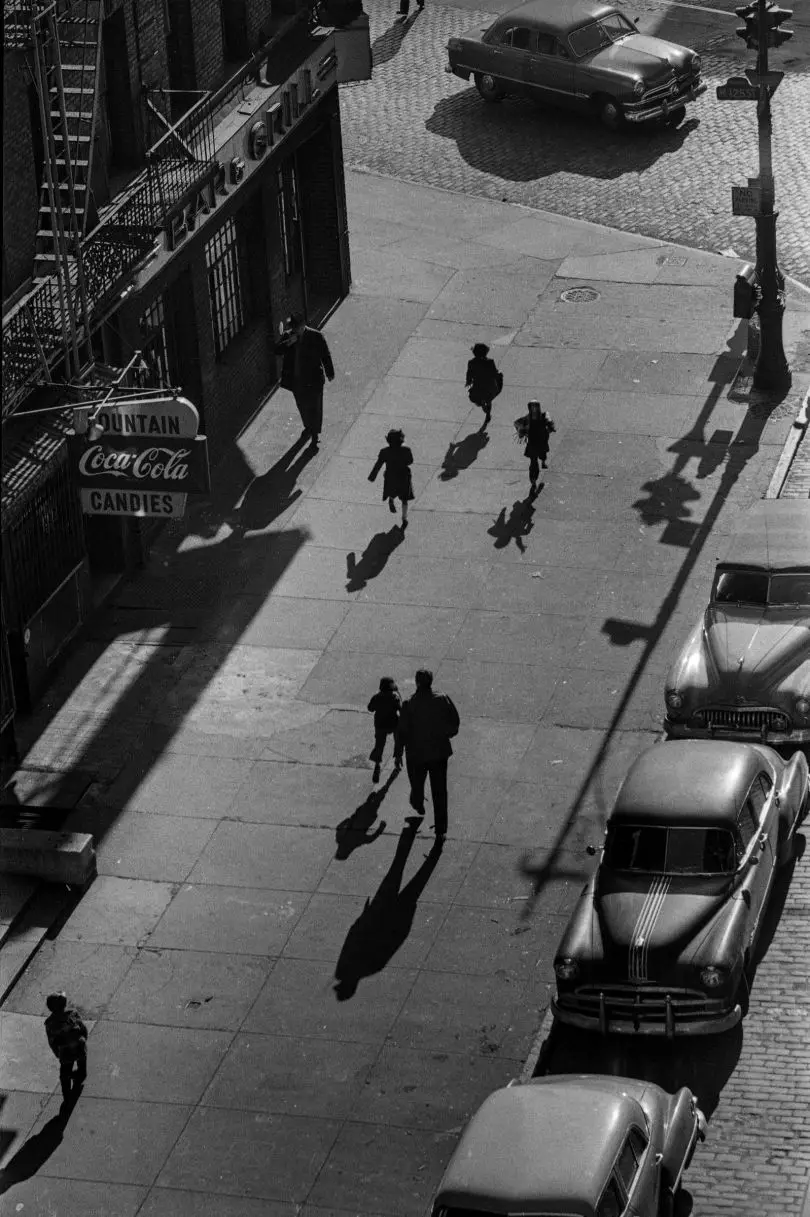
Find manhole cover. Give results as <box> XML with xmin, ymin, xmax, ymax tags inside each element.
<box><xmin>560</xmin><ymin>286</ymin><xmax>600</xmax><ymax>303</ymax></box>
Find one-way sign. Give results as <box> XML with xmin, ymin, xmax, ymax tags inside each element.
<box><xmin>717</xmin><ymin>76</ymin><xmax>759</xmax><ymax>100</ymax></box>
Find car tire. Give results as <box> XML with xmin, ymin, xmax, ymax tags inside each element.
<box><xmin>597</xmin><ymin>95</ymin><xmax>624</xmax><ymax>130</ymax></box>
<box><xmin>475</xmin><ymin>72</ymin><xmax>505</xmax><ymax>102</ymax></box>
<box><xmin>665</xmin><ymin>104</ymin><xmax>687</xmax><ymax>128</ymax></box>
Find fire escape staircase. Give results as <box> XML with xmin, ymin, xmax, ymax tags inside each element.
<box><xmin>33</xmin><ymin>0</ymin><xmax>102</xmax><ymax>281</ymax></box>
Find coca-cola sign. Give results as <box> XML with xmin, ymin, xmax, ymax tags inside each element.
<box><xmin>74</xmin><ymin>435</ymin><xmax>210</xmax><ymax>495</ymax></box>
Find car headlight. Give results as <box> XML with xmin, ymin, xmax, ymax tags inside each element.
<box><xmin>665</xmin><ymin>690</ymin><xmax>683</xmax><ymax>711</ymax></box>
<box><xmin>795</xmin><ymin>696</ymin><xmax>810</xmax><ymax>718</ymax></box>
<box><xmin>692</xmin><ymin>54</ymin><xmax>701</xmax><ymax>75</ymax></box>
<box><xmin>554</xmin><ymin>957</ymin><xmax>579</xmax><ymax>981</ymax></box>
<box><xmin>632</xmin><ymin>80</ymin><xmax>645</xmax><ymax>98</ymax></box>
<box><xmin>700</xmin><ymin>965</ymin><xmax>727</xmax><ymax>989</ymax></box>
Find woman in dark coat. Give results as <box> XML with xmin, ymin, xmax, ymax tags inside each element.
<box><xmin>515</xmin><ymin>399</ymin><xmax>555</xmax><ymax>493</ymax></box>
<box><xmin>368</xmin><ymin>429</ymin><xmax>414</xmax><ymax>528</ymax></box>
<box><xmin>465</xmin><ymin>343</ymin><xmax>503</xmax><ymax>428</ymax></box>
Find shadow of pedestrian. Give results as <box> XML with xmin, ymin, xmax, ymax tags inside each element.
<box><xmin>488</xmin><ymin>495</ymin><xmax>538</xmax><ymax>552</ymax></box>
<box><xmin>333</xmin><ymin>821</ymin><xmax>443</xmax><ymax>999</ymax></box>
<box><xmin>231</xmin><ymin>434</ymin><xmax>315</xmax><ymax>534</ymax></box>
<box><xmin>346</xmin><ymin>525</ymin><xmax>405</xmax><ymax>591</ymax></box>
<box><xmin>0</xmin><ymin>1109</ymin><xmax>70</xmax><ymax>1195</ymax></box>
<box><xmin>371</xmin><ymin>12</ymin><xmax>417</xmax><ymax>67</ymax></box>
<box><xmin>439</xmin><ymin>430</ymin><xmax>490</xmax><ymax>480</ymax></box>
<box><xmin>335</xmin><ymin>770</ymin><xmax>399</xmax><ymax>859</ymax></box>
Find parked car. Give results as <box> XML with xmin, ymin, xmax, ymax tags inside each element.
<box><xmin>445</xmin><ymin>0</ymin><xmax>706</xmax><ymax>130</ymax></box>
<box><xmin>665</xmin><ymin>499</ymin><xmax>810</xmax><ymax>744</ymax></box>
<box><xmin>431</xmin><ymin>1074</ymin><xmax>705</xmax><ymax>1217</ymax></box>
<box><xmin>552</xmin><ymin>740</ymin><xmax>808</xmax><ymax>1037</ymax></box>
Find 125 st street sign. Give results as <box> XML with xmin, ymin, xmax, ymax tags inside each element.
<box><xmin>717</xmin><ymin>75</ymin><xmax>759</xmax><ymax>100</ymax></box>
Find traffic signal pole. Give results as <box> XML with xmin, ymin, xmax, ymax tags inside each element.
<box><xmin>751</xmin><ymin>1</ymin><xmax>790</xmax><ymax>390</ymax></box>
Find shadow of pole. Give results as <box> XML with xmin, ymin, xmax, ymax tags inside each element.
<box><xmin>521</xmin><ymin>330</ymin><xmax>783</xmax><ymax>917</ymax></box>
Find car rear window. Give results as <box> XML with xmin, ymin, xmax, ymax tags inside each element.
<box><xmin>607</xmin><ymin>825</ymin><xmax>737</xmax><ymax>874</ymax></box>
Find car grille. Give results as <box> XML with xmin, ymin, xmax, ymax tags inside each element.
<box><xmin>695</xmin><ymin>706</ymin><xmax>790</xmax><ymax>734</ymax></box>
<box><xmin>643</xmin><ymin>70</ymin><xmax>697</xmax><ymax>105</ymax></box>
<box><xmin>560</xmin><ymin>984</ymin><xmax>717</xmax><ymax>1026</ymax></box>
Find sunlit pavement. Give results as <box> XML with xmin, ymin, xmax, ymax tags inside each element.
<box><xmin>1</xmin><ymin>171</ymin><xmax>809</xmax><ymax>1214</ymax></box>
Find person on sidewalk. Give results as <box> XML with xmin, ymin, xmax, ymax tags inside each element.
<box><xmin>277</xmin><ymin>314</ymin><xmax>335</xmax><ymax>449</ymax></box>
<box><xmin>368</xmin><ymin>428</ymin><xmax>414</xmax><ymax>528</ymax></box>
<box><xmin>44</xmin><ymin>993</ymin><xmax>88</xmax><ymax>1105</ymax></box>
<box><xmin>515</xmin><ymin>399</ymin><xmax>555</xmax><ymax>494</ymax></box>
<box><xmin>367</xmin><ymin>676</ymin><xmax>404</xmax><ymax>783</ymax></box>
<box><xmin>397</xmin><ymin>668</ymin><xmax>460</xmax><ymax>840</ymax></box>
<box><xmin>466</xmin><ymin>343</ymin><xmax>503</xmax><ymax>429</ymax></box>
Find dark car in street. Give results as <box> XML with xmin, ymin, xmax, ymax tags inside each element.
<box><xmin>552</xmin><ymin>740</ymin><xmax>808</xmax><ymax>1037</ymax></box>
<box><xmin>431</xmin><ymin>1074</ymin><xmax>705</xmax><ymax>1217</ymax></box>
<box><xmin>665</xmin><ymin>499</ymin><xmax>810</xmax><ymax>745</ymax></box>
<box><xmin>446</xmin><ymin>0</ymin><xmax>706</xmax><ymax>129</ymax></box>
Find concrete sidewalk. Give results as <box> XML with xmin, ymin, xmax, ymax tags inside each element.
<box><xmin>1</xmin><ymin>169</ymin><xmax>809</xmax><ymax>1217</ymax></box>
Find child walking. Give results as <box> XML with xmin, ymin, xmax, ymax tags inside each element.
<box><xmin>367</xmin><ymin>677</ymin><xmax>403</xmax><ymax>783</ymax></box>
<box><xmin>368</xmin><ymin>429</ymin><xmax>414</xmax><ymax>528</ymax></box>
<box><xmin>515</xmin><ymin>399</ymin><xmax>555</xmax><ymax>494</ymax></box>
<box><xmin>465</xmin><ymin>343</ymin><xmax>503</xmax><ymax>428</ymax></box>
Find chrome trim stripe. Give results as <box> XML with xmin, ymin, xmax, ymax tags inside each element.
<box><xmin>629</xmin><ymin>875</ymin><xmax>670</xmax><ymax>982</ymax></box>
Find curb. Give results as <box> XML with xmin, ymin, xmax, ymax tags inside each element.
<box><xmin>766</xmin><ymin>384</ymin><xmax>810</xmax><ymax>499</ymax></box>
<box><xmin>520</xmin><ymin>1002</ymin><xmax>556</xmax><ymax>1083</ymax></box>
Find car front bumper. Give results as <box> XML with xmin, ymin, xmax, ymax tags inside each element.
<box><xmin>624</xmin><ymin>81</ymin><xmax>707</xmax><ymax>122</ymax></box>
<box><xmin>552</xmin><ymin>994</ymin><xmax>742</xmax><ymax>1037</ymax></box>
<box><xmin>665</xmin><ymin>716</ymin><xmax>810</xmax><ymax>745</ymax></box>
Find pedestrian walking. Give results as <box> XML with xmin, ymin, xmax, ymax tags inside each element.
<box><xmin>397</xmin><ymin>668</ymin><xmax>460</xmax><ymax>839</ymax></box>
<box><xmin>515</xmin><ymin>399</ymin><xmax>555</xmax><ymax>493</ymax></box>
<box><xmin>44</xmin><ymin>992</ymin><xmax>88</xmax><ymax>1105</ymax></box>
<box><xmin>277</xmin><ymin>313</ymin><xmax>334</xmax><ymax>448</ymax></box>
<box><xmin>368</xmin><ymin>428</ymin><xmax>414</xmax><ymax>527</ymax></box>
<box><xmin>368</xmin><ymin>676</ymin><xmax>404</xmax><ymax>783</ymax></box>
<box><xmin>466</xmin><ymin>343</ymin><xmax>503</xmax><ymax>428</ymax></box>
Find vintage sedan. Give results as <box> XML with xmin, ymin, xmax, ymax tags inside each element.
<box><xmin>431</xmin><ymin>1075</ymin><xmax>705</xmax><ymax>1217</ymax></box>
<box><xmin>446</xmin><ymin>0</ymin><xmax>706</xmax><ymax>129</ymax></box>
<box><xmin>665</xmin><ymin>499</ymin><xmax>810</xmax><ymax>745</ymax></box>
<box><xmin>552</xmin><ymin>740</ymin><xmax>808</xmax><ymax>1037</ymax></box>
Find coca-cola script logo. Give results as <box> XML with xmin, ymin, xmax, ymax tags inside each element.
<box><xmin>78</xmin><ymin>444</ymin><xmax>191</xmax><ymax>482</ymax></box>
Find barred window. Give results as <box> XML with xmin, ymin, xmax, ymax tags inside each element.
<box><xmin>205</xmin><ymin>217</ymin><xmax>245</xmax><ymax>357</ymax></box>
<box><xmin>138</xmin><ymin>295</ymin><xmax>171</xmax><ymax>386</ymax></box>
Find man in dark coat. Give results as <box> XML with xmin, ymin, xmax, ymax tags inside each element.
<box><xmin>44</xmin><ymin>992</ymin><xmax>88</xmax><ymax>1104</ymax></box>
<box><xmin>397</xmin><ymin>668</ymin><xmax>460</xmax><ymax>839</ymax></box>
<box><xmin>278</xmin><ymin>314</ymin><xmax>335</xmax><ymax>448</ymax></box>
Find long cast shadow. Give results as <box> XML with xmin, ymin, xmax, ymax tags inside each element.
<box><xmin>334</xmin><ymin>769</ymin><xmax>399</xmax><ymax>859</ymax></box>
<box><xmin>0</xmin><ymin>1108</ymin><xmax>72</xmax><ymax>1195</ymax></box>
<box><xmin>346</xmin><ymin>525</ymin><xmax>405</xmax><ymax>591</ymax></box>
<box><xmin>334</xmin><ymin>821</ymin><xmax>442</xmax><ymax>999</ymax></box>
<box><xmin>488</xmin><ymin>494</ymin><xmax>537</xmax><ymax>553</ymax></box>
<box><xmin>439</xmin><ymin>430</ymin><xmax>490</xmax><ymax>480</ymax></box>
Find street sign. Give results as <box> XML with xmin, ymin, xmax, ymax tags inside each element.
<box><xmin>744</xmin><ymin>68</ymin><xmax>785</xmax><ymax>87</ymax></box>
<box><xmin>717</xmin><ymin>76</ymin><xmax>759</xmax><ymax>100</ymax></box>
<box><xmin>80</xmin><ymin>488</ymin><xmax>188</xmax><ymax>518</ymax></box>
<box><xmin>731</xmin><ymin>185</ymin><xmax>762</xmax><ymax>216</ymax></box>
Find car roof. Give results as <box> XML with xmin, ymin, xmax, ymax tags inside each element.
<box><xmin>718</xmin><ymin>499</ymin><xmax>810</xmax><ymax>573</ymax></box>
<box><xmin>434</xmin><ymin>1078</ymin><xmax>642</xmax><ymax>1215</ymax></box>
<box><xmin>489</xmin><ymin>0</ymin><xmax>619</xmax><ymax>36</ymax></box>
<box><xmin>610</xmin><ymin>741</ymin><xmax>763</xmax><ymax>827</ymax></box>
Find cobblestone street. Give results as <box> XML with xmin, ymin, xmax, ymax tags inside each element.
<box><xmin>341</xmin><ymin>0</ymin><xmax>810</xmax><ymax>284</ymax></box>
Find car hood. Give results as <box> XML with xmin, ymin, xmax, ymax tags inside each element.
<box><xmin>597</xmin><ymin>873</ymin><xmax>728</xmax><ymax>977</ymax></box>
<box><xmin>703</xmin><ymin>608</ymin><xmax>810</xmax><ymax>697</ymax></box>
<box><xmin>591</xmin><ymin>34</ymin><xmax>692</xmax><ymax>78</ymax></box>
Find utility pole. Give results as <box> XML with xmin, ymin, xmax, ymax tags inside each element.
<box><xmin>732</xmin><ymin>1</ymin><xmax>793</xmax><ymax>390</ymax></box>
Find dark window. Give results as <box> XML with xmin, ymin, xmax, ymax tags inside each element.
<box><xmin>601</xmin><ymin>11</ymin><xmax>636</xmax><ymax>38</ymax></box>
<box><xmin>205</xmin><ymin>217</ymin><xmax>245</xmax><ymax>358</ymax></box>
<box><xmin>597</xmin><ymin>1176</ymin><xmax>625</xmax><ymax>1217</ymax></box>
<box><xmin>737</xmin><ymin>800</ymin><xmax>759</xmax><ymax>852</ymax></box>
<box><xmin>746</xmin><ymin>773</ymin><xmax>773</xmax><ymax>822</ymax></box>
<box><xmin>511</xmin><ymin>26</ymin><xmax>533</xmax><ymax>49</ymax></box>
<box><xmin>713</xmin><ymin>569</ymin><xmax>769</xmax><ymax>605</ymax></box>
<box><xmin>608</xmin><ymin>825</ymin><xmax>737</xmax><ymax>874</ymax></box>
<box><xmin>629</xmin><ymin>1126</ymin><xmax>648</xmax><ymax>1163</ymax></box>
<box><xmin>569</xmin><ymin>20</ymin><xmax>612</xmax><ymax>56</ymax></box>
<box><xmin>555</xmin><ymin>39</ymin><xmax>571</xmax><ymax>57</ymax></box>
<box><xmin>769</xmin><ymin>573</ymin><xmax>810</xmax><ymax>606</ymax></box>
<box><xmin>536</xmin><ymin>33</ymin><xmax>555</xmax><ymax>54</ymax></box>
<box><xmin>221</xmin><ymin>0</ymin><xmax>248</xmax><ymax>61</ymax></box>
<box><xmin>138</xmin><ymin>296</ymin><xmax>172</xmax><ymax>387</ymax></box>
<box><xmin>616</xmin><ymin>1138</ymin><xmax>638</xmax><ymax>1190</ymax></box>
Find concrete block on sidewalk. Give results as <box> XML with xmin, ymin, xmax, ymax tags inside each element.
<box><xmin>0</xmin><ymin>827</ymin><xmax>96</xmax><ymax>886</ymax></box>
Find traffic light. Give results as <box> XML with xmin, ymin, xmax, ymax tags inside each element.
<box><xmin>764</xmin><ymin>5</ymin><xmax>793</xmax><ymax>49</ymax></box>
<box><xmin>735</xmin><ymin>2</ymin><xmax>758</xmax><ymax>48</ymax></box>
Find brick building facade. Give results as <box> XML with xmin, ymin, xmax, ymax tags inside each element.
<box><xmin>1</xmin><ymin>0</ymin><xmax>362</xmax><ymax>746</ymax></box>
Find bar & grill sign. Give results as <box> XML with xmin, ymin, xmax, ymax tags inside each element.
<box><xmin>74</xmin><ymin>396</ymin><xmax>210</xmax><ymax>518</ymax></box>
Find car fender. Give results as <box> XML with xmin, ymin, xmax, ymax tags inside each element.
<box><xmin>555</xmin><ymin>872</ymin><xmax>600</xmax><ymax>965</ymax></box>
<box><xmin>666</xmin><ymin>616</ymin><xmax>709</xmax><ymax>695</ymax></box>
<box><xmin>686</xmin><ymin>889</ymin><xmax>748</xmax><ymax>973</ymax></box>
<box><xmin>661</xmin><ymin>1088</ymin><xmax>703</xmax><ymax>1192</ymax></box>
<box><xmin>776</xmin><ymin>750</ymin><xmax>809</xmax><ymax>834</ymax></box>
<box><xmin>582</xmin><ymin>66</ymin><xmax>635</xmax><ymax>100</ymax></box>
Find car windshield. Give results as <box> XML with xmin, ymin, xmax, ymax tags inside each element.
<box><xmin>568</xmin><ymin>12</ymin><xmax>635</xmax><ymax>56</ymax></box>
<box><xmin>607</xmin><ymin>825</ymin><xmax>737</xmax><ymax>874</ymax></box>
<box><xmin>713</xmin><ymin>570</ymin><xmax>769</xmax><ymax>606</ymax></box>
<box><xmin>768</xmin><ymin>573</ymin><xmax>810</xmax><ymax>606</ymax></box>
